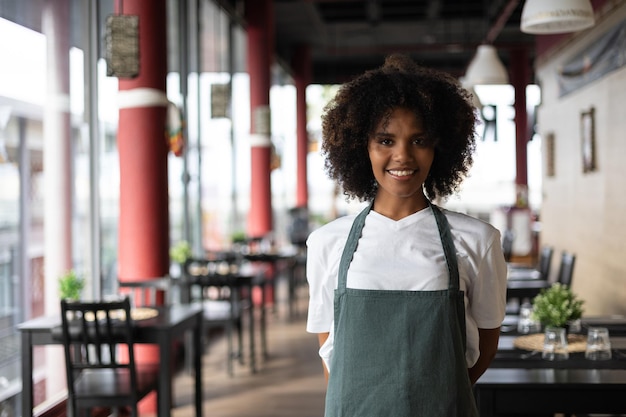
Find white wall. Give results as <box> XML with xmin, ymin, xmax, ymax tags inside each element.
<box><xmin>535</xmin><ymin>4</ymin><xmax>626</xmax><ymax>315</ymax></box>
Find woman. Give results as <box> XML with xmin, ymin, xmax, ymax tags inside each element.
<box><xmin>306</xmin><ymin>54</ymin><xmax>507</xmax><ymax>416</ymax></box>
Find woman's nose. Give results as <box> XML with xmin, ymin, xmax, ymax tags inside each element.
<box><xmin>393</xmin><ymin>143</ymin><xmax>414</xmax><ymax>161</ymax></box>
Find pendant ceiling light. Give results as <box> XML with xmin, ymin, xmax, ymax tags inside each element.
<box><xmin>521</xmin><ymin>0</ymin><xmax>595</xmax><ymax>34</ymax></box>
<box><xmin>464</xmin><ymin>45</ymin><xmax>509</xmax><ymax>86</ymax></box>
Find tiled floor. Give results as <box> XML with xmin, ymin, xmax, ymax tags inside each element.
<box><xmin>170</xmin><ymin>291</ymin><xmax>327</xmax><ymax>417</ymax></box>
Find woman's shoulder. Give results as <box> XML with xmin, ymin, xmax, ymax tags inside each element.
<box><xmin>306</xmin><ymin>214</ymin><xmax>358</xmax><ymax>279</ymax></box>
<box><xmin>440</xmin><ymin>207</ymin><xmax>501</xmax><ymax>241</ymax></box>
<box><xmin>307</xmin><ymin>214</ymin><xmax>358</xmax><ymax>247</ymax></box>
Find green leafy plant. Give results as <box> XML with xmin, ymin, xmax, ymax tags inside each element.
<box><xmin>531</xmin><ymin>283</ymin><xmax>585</xmax><ymax>328</ymax></box>
<box><xmin>230</xmin><ymin>231</ymin><xmax>247</xmax><ymax>244</ymax></box>
<box><xmin>170</xmin><ymin>240</ymin><xmax>192</xmax><ymax>264</ymax></box>
<box><xmin>58</xmin><ymin>270</ymin><xmax>85</xmax><ymax>301</ymax></box>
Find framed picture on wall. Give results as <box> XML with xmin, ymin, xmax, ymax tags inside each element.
<box><xmin>581</xmin><ymin>107</ymin><xmax>596</xmax><ymax>173</ymax></box>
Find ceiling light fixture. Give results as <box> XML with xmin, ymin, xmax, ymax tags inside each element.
<box><xmin>464</xmin><ymin>44</ymin><xmax>509</xmax><ymax>86</ymax></box>
<box><xmin>520</xmin><ymin>0</ymin><xmax>595</xmax><ymax>34</ymax></box>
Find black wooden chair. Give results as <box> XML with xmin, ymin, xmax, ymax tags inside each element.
<box><xmin>556</xmin><ymin>251</ymin><xmax>576</xmax><ymax>287</ymax></box>
<box><xmin>60</xmin><ymin>297</ymin><xmax>159</xmax><ymax>417</ymax></box>
<box><xmin>537</xmin><ymin>246</ymin><xmax>554</xmax><ymax>280</ymax></box>
<box><xmin>117</xmin><ymin>276</ymin><xmax>172</xmax><ymax>306</ymax></box>
<box><xmin>504</xmin><ymin>246</ymin><xmax>555</xmax><ymax>321</ymax></box>
<box><xmin>507</xmin><ymin>245</ymin><xmax>553</xmax><ymax>280</ymax></box>
<box><xmin>183</xmin><ymin>258</ymin><xmax>246</xmax><ymax>375</ymax></box>
<box><xmin>502</xmin><ymin>229</ymin><xmax>515</xmax><ymax>262</ymax></box>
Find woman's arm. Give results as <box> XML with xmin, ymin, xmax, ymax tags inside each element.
<box><xmin>318</xmin><ymin>332</ymin><xmax>330</xmax><ymax>383</ymax></box>
<box><xmin>468</xmin><ymin>327</ymin><xmax>500</xmax><ymax>384</ymax></box>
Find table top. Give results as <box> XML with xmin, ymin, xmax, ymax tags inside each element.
<box><xmin>506</xmin><ymin>279</ymin><xmax>551</xmax><ymax>289</ymax></box>
<box><xmin>502</xmin><ymin>315</ymin><xmax>626</xmax><ymax>337</ymax></box>
<box><xmin>507</xmin><ymin>268</ymin><xmax>542</xmax><ymax>280</ymax></box>
<box><xmin>17</xmin><ymin>303</ymin><xmax>203</xmax><ymax>333</ymax></box>
<box><xmin>492</xmin><ymin>333</ymin><xmax>626</xmax><ymax>370</ymax></box>
<box><xmin>477</xmin><ymin>367</ymin><xmax>626</xmax><ymax>386</ymax></box>
<box><xmin>582</xmin><ymin>315</ymin><xmax>626</xmax><ymax>335</ymax></box>
<box><xmin>182</xmin><ymin>262</ymin><xmax>267</xmax><ymax>286</ymax></box>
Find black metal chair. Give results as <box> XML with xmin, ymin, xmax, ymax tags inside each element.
<box><xmin>60</xmin><ymin>297</ymin><xmax>159</xmax><ymax>417</ymax></box>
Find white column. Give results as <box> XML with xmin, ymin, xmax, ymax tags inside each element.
<box><xmin>42</xmin><ymin>0</ymin><xmax>72</xmax><ymax>398</ymax></box>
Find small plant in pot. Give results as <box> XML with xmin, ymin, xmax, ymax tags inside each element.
<box><xmin>230</xmin><ymin>231</ymin><xmax>248</xmax><ymax>253</ymax></box>
<box><xmin>531</xmin><ymin>283</ymin><xmax>585</xmax><ymax>330</ymax></box>
<box><xmin>58</xmin><ymin>269</ymin><xmax>85</xmax><ymax>301</ymax></box>
<box><xmin>170</xmin><ymin>240</ymin><xmax>192</xmax><ymax>264</ymax></box>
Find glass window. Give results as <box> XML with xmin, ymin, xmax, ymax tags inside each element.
<box><xmin>0</xmin><ymin>0</ymin><xmax>250</xmax><ymax>414</ymax></box>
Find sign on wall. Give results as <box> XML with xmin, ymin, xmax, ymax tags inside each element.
<box><xmin>558</xmin><ymin>19</ymin><xmax>626</xmax><ymax>97</ymax></box>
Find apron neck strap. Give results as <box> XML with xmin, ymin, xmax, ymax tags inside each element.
<box><xmin>338</xmin><ymin>203</ymin><xmax>371</xmax><ymax>290</ymax></box>
<box><xmin>429</xmin><ymin>202</ymin><xmax>460</xmax><ymax>291</ymax></box>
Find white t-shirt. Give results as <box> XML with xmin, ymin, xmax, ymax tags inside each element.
<box><xmin>306</xmin><ymin>206</ymin><xmax>507</xmax><ymax>371</ymax></box>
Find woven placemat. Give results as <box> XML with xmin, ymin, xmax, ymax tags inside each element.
<box><xmin>514</xmin><ymin>333</ymin><xmax>587</xmax><ymax>353</ymax></box>
<box><xmin>84</xmin><ymin>307</ymin><xmax>159</xmax><ymax>322</ymax></box>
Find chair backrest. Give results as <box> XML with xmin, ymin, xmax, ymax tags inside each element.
<box><xmin>502</xmin><ymin>230</ymin><xmax>515</xmax><ymax>262</ymax></box>
<box><xmin>60</xmin><ymin>297</ymin><xmax>138</xmax><ymax>412</ymax></box>
<box><xmin>183</xmin><ymin>257</ymin><xmax>244</xmax><ymax>376</ymax></box>
<box><xmin>184</xmin><ymin>258</ymin><xmax>240</xmax><ymax>299</ymax></box>
<box><xmin>537</xmin><ymin>246</ymin><xmax>554</xmax><ymax>279</ymax></box>
<box><xmin>557</xmin><ymin>252</ymin><xmax>576</xmax><ymax>287</ymax></box>
<box><xmin>118</xmin><ymin>276</ymin><xmax>171</xmax><ymax>306</ymax></box>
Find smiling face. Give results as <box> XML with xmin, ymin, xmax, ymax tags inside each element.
<box><xmin>367</xmin><ymin>107</ymin><xmax>434</xmax><ymax>217</ymax></box>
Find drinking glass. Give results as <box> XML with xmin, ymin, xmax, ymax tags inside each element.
<box><xmin>542</xmin><ymin>327</ymin><xmax>569</xmax><ymax>360</ymax></box>
<box><xmin>585</xmin><ymin>327</ymin><xmax>612</xmax><ymax>360</ymax></box>
<box><xmin>567</xmin><ymin>318</ymin><xmax>582</xmax><ymax>333</ymax></box>
<box><xmin>517</xmin><ymin>304</ymin><xmax>541</xmax><ymax>334</ymax></box>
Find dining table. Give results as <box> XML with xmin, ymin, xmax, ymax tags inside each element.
<box><xmin>17</xmin><ymin>303</ymin><xmax>204</xmax><ymax>417</ymax></box>
<box><xmin>475</xmin><ymin>316</ymin><xmax>626</xmax><ymax>416</ymax></box>
<box><xmin>506</xmin><ymin>279</ymin><xmax>551</xmax><ymax>300</ymax></box>
<box><xmin>506</xmin><ymin>267</ymin><xmax>542</xmax><ymax>281</ymax></box>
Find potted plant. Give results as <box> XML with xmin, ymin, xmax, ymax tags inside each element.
<box><xmin>58</xmin><ymin>269</ymin><xmax>85</xmax><ymax>301</ymax></box>
<box><xmin>230</xmin><ymin>231</ymin><xmax>247</xmax><ymax>245</ymax></box>
<box><xmin>531</xmin><ymin>283</ymin><xmax>585</xmax><ymax>329</ymax></box>
<box><xmin>170</xmin><ymin>240</ymin><xmax>192</xmax><ymax>264</ymax></box>
<box><xmin>230</xmin><ymin>231</ymin><xmax>249</xmax><ymax>254</ymax></box>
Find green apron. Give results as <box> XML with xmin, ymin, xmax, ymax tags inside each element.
<box><xmin>324</xmin><ymin>203</ymin><xmax>479</xmax><ymax>417</ymax></box>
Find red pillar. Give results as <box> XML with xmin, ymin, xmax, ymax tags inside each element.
<box><xmin>116</xmin><ymin>0</ymin><xmax>168</xmax><ymax>412</ymax></box>
<box><xmin>246</xmin><ymin>0</ymin><xmax>274</xmax><ymax>238</ymax></box>
<box><xmin>510</xmin><ymin>47</ymin><xmax>529</xmax><ymax>206</ymax></box>
<box><xmin>292</xmin><ymin>44</ymin><xmax>311</xmax><ymax>208</ymax></box>
<box><xmin>117</xmin><ymin>0</ymin><xmax>169</xmax><ymax>282</ymax></box>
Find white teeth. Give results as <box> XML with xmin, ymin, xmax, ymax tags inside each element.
<box><xmin>389</xmin><ymin>170</ymin><xmax>414</xmax><ymax>176</ymax></box>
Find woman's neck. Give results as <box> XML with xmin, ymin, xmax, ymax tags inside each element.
<box><xmin>372</xmin><ymin>194</ymin><xmax>429</xmax><ymax>221</ymax></box>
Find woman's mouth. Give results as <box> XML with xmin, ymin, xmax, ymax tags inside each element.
<box><xmin>388</xmin><ymin>169</ymin><xmax>415</xmax><ymax>177</ymax></box>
